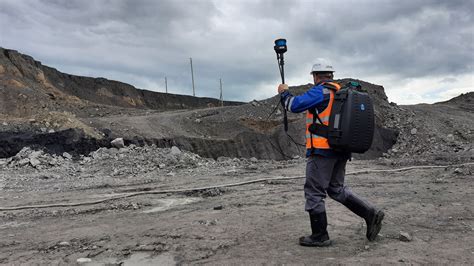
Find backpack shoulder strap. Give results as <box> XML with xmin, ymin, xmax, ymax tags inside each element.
<box><xmin>322</xmin><ymin>81</ymin><xmax>341</xmax><ymax>91</ymax></box>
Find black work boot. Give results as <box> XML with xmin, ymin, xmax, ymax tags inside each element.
<box><xmin>299</xmin><ymin>211</ymin><xmax>332</xmax><ymax>247</ymax></box>
<box><xmin>344</xmin><ymin>194</ymin><xmax>384</xmax><ymax>241</ymax></box>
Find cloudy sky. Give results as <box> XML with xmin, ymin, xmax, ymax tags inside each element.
<box><xmin>0</xmin><ymin>0</ymin><xmax>472</xmax><ymax>104</ymax></box>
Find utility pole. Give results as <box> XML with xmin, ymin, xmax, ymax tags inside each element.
<box><xmin>219</xmin><ymin>78</ymin><xmax>223</xmax><ymax>107</ymax></box>
<box><xmin>190</xmin><ymin>57</ymin><xmax>195</xmax><ymax>96</ymax></box>
<box><xmin>165</xmin><ymin>76</ymin><xmax>168</xmax><ymax>93</ymax></box>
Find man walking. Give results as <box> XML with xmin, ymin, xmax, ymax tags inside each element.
<box><xmin>277</xmin><ymin>60</ymin><xmax>384</xmax><ymax>247</ymax></box>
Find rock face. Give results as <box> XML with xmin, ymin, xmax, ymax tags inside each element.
<box><xmin>0</xmin><ymin>128</ymin><xmax>109</xmax><ymax>158</ymax></box>
<box><xmin>0</xmin><ymin>47</ymin><xmax>243</xmax><ymax>118</ymax></box>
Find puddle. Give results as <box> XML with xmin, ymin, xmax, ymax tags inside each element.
<box><xmin>89</xmin><ymin>192</ymin><xmax>131</xmax><ymax>199</ymax></box>
<box><xmin>87</xmin><ymin>252</ymin><xmax>176</xmax><ymax>266</ymax></box>
<box><xmin>124</xmin><ymin>252</ymin><xmax>176</xmax><ymax>265</ymax></box>
<box><xmin>0</xmin><ymin>221</ymin><xmax>30</xmax><ymax>229</ymax></box>
<box><xmin>143</xmin><ymin>198</ymin><xmax>200</xmax><ymax>213</ymax></box>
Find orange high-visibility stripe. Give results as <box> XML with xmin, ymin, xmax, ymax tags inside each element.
<box><xmin>306</xmin><ymin>82</ymin><xmax>341</xmax><ymax>150</ymax></box>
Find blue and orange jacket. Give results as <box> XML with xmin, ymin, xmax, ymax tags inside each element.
<box><xmin>280</xmin><ymin>80</ymin><xmax>350</xmax><ymax>158</ymax></box>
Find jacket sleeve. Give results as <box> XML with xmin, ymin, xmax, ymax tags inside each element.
<box><xmin>280</xmin><ymin>85</ymin><xmax>324</xmax><ymax>113</ymax></box>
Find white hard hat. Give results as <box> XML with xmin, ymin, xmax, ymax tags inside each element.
<box><xmin>310</xmin><ymin>59</ymin><xmax>335</xmax><ymax>74</ymax></box>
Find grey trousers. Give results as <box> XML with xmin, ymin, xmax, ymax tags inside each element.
<box><xmin>304</xmin><ymin>155</ymin><xmax>365</xmax><ymax>214</ymax></box>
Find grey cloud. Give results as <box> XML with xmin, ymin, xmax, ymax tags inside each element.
<box><xmin>0</xmin><ymin>0</ymin><xmax>472</xmax><ymax>103</ymax></box>
<box><xmin>298</xmin><ymin>0</ymin><xmax>473</xmax><ymax>78</ymax></box>
<box><xmin>439</xmin><ymin>77</ymin><xmax>458</xmax><ymax>83</ymax></box>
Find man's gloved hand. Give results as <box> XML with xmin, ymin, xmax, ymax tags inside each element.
<box><xmin>278</xmin><ymin>84</ymin><xmax>289</xmax><ymax>94</ymax></box>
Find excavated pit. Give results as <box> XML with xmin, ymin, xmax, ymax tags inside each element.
<box><xmin>0</xmin><ymin>124</ymin><xmax>398</xmax><ymax>160</ymax></box>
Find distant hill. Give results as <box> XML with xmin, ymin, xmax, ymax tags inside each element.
<box><xmin>0</xmin><ymin>47</ymin><xmax>242</xmax><ymax>119</ymax></box>
<box><xmin>436</xmin><ymin>91</ymin><xmax>473</xmax><ymax>112</ymax></box>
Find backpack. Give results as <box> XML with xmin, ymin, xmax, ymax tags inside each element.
<box><xmin>308</xmin><ymin>81</ymin><xmax>375</xmax><ymax>153</ymax></box>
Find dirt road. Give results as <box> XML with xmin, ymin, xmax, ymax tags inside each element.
<box><xmin>1</xmin><ymin>147</ymin><xmax>473</xmax><ymax>265</ymax></box>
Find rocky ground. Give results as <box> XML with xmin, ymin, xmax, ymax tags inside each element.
<box><xmin>0</xmin><ymin>145</ymin><xmax>473</xmax><ymax>265</ymax></box>
<box><xmin>380</xmin><ymin>93</ymin><xmax>474</xmax><ymax>165</ymax></box>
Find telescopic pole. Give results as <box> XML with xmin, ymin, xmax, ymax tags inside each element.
<box><xmin>277</xmin><ymin>54</ymin><xmax>288</xmax><ymax>131</ymax></box>
<box><xmin>274</xmin><ymin>39</ymin><xmax>288</xmax><ymax>132</ymax></box>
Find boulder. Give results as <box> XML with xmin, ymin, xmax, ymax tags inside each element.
<box><xmin>62</xmin><ymin>152</ymin><xmax>72</xmax><ymax>160</ymax></box>
<box><xmin>77</xmin><ymin>258</ymin><xmax>92</xmax><ymax>264</ymax></box>
<box><xmin>29</xmin><ymin>158</ymin><xmax>41</xmax><ymax>167</ymax></box>
<box><xmin>447</xmin><ymin>134</ymin><xmax>455</xmax><ymax>141</ymax></box>
<box><xmin>58</xmin><ymin>241</ymin><xmax>71</xmax><ymax>247</ymax></box>
<box><xmin>399</xmin><ymin>231</ymin><xmax>412</xmax><ymax>242</ymax></box>
<box><xmin>111</xmin><ymin>138</ymin><xmax>125</xmax><ymax>149</ymax></box>
<box><xmin>170</xmin><ymin>146</ymin><xmax>181</xmax><ymax>155</ymax></box>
